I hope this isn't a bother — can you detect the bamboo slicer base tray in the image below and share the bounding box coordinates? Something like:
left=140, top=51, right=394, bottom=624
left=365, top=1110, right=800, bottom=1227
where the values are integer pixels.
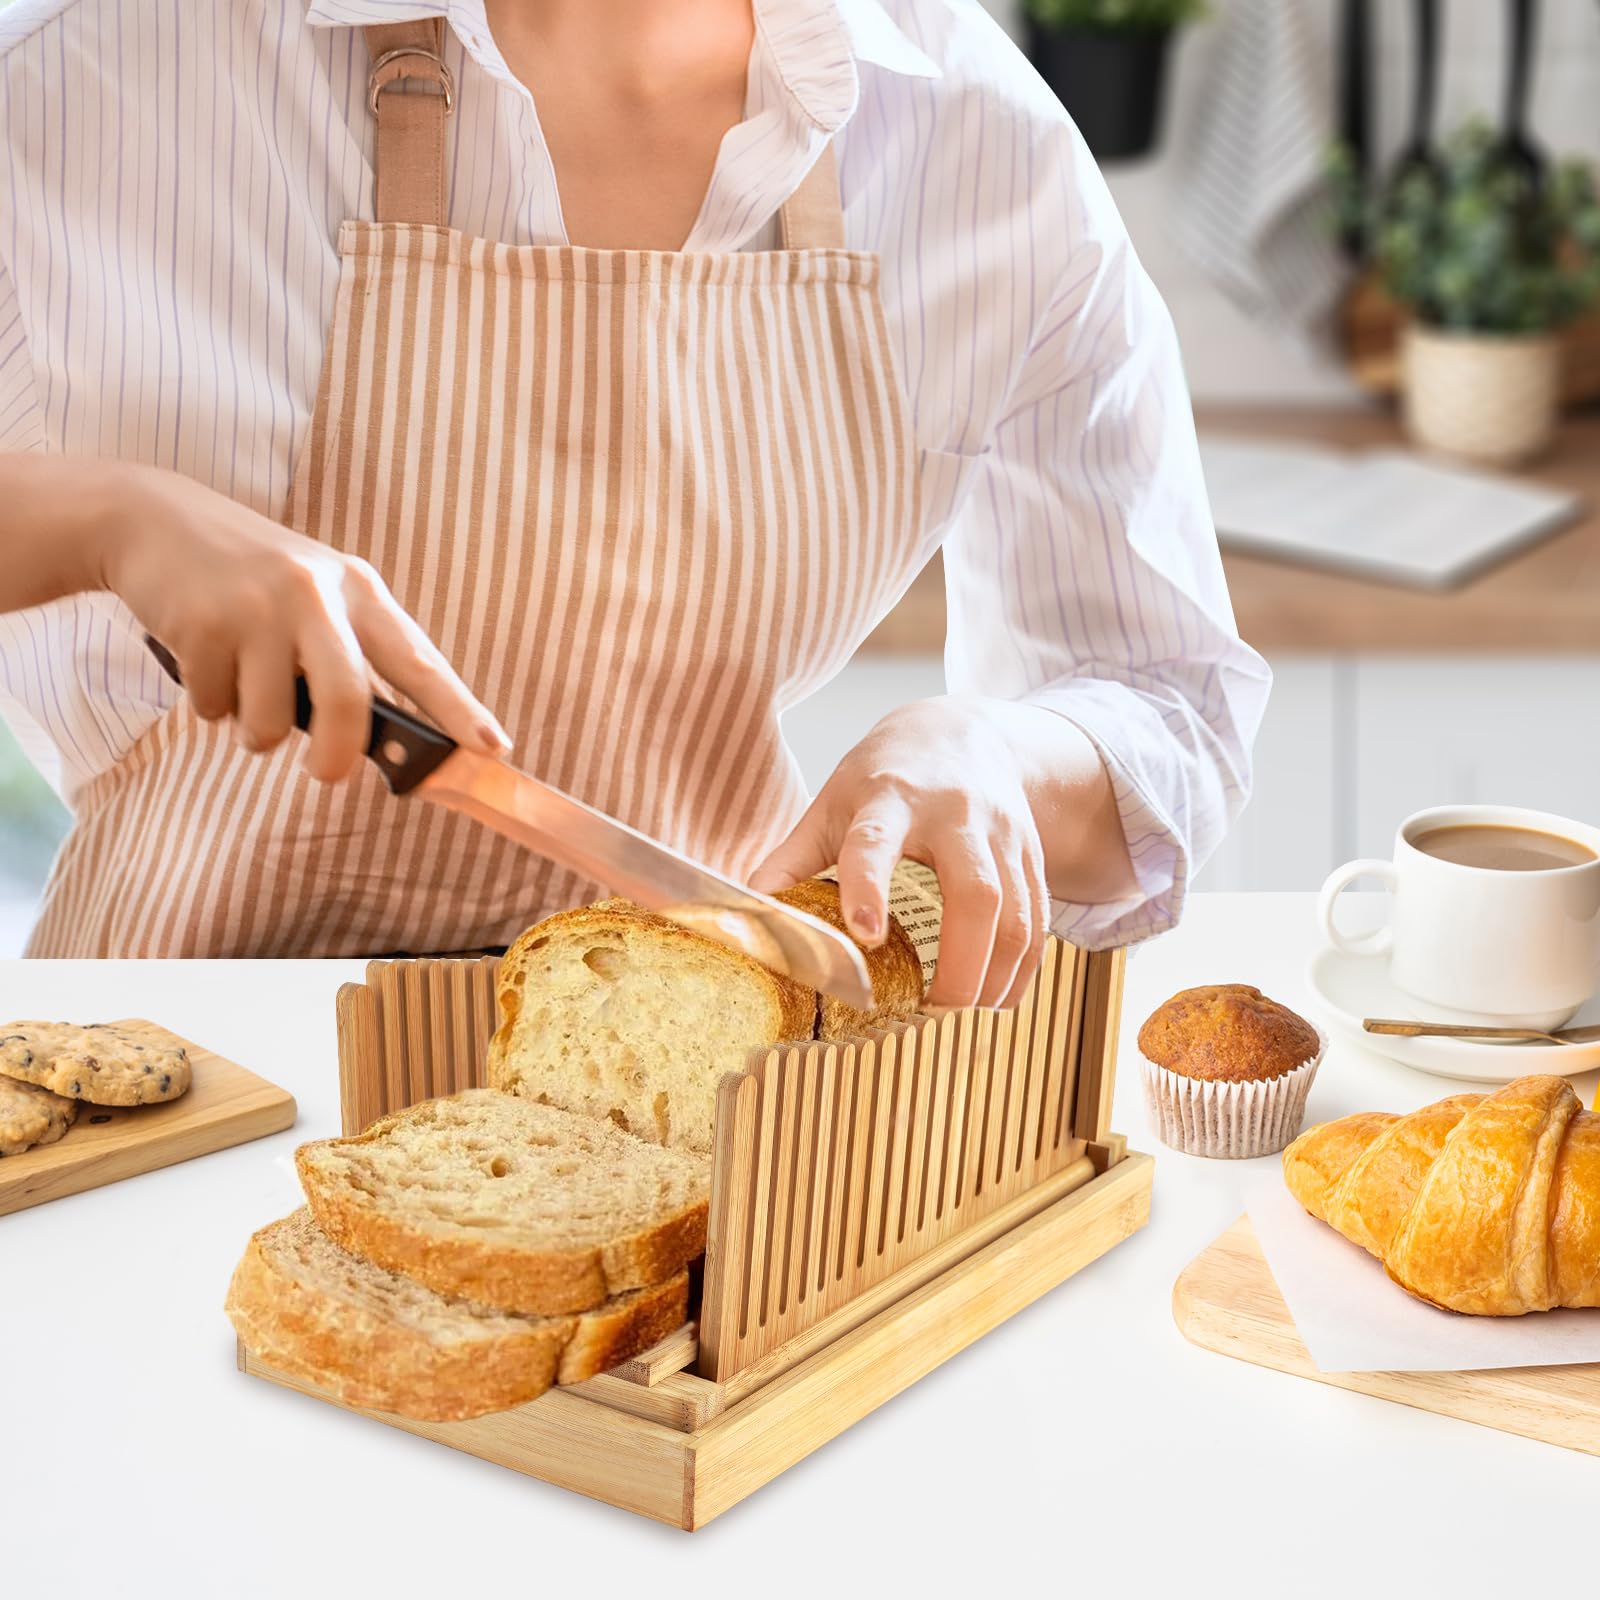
left=1174, top=1217, right=1600, bottom=1459
left=238, top=938, right=1150, bottom=1528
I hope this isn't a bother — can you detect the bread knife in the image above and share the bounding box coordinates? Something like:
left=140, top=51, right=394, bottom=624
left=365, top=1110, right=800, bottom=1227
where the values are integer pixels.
left=144, top=636, right=874, bottom=1008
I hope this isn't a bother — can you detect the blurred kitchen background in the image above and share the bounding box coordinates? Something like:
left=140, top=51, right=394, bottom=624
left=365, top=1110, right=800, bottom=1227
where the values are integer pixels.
left=3, top=0, right=1600, bottom=953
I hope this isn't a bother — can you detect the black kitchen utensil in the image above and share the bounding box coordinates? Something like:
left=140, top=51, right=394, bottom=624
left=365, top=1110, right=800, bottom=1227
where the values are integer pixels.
left=1499, top=0, right=1544, bottom=185
left=1336, top=0, right=1374, bottom=259
left=1390, top=0, right=1442, bottom=191
left=144, top=634, right=453, bottom=795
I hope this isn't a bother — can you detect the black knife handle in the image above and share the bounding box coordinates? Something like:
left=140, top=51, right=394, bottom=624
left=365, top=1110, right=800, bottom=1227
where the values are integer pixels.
left=337, top=687, right=457, bottom=796
left=145, top=633, right=456, bottom=797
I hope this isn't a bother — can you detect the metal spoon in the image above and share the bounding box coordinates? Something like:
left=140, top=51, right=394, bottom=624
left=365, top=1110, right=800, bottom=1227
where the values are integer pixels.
left=1364, top=1017, right=1600, bottom=1046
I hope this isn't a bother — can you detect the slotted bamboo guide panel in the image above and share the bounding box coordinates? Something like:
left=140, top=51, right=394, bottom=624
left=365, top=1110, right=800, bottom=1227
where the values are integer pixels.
left=336, top=955, right=499, bottom=1134
left=261, top=933, right=1143, bottom=1526
left=329, top=939, right=1130, bottom=1395
left=698, top=941, right=1120, bottom=1382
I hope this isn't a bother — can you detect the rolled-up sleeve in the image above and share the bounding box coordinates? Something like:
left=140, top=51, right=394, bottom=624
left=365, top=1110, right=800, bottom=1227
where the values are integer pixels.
left=941, top=142, right=1271, bottom=949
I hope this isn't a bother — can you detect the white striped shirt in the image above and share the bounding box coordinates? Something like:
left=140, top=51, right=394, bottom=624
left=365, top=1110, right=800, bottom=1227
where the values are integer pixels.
left=0, top=0, right=1269, bottom=947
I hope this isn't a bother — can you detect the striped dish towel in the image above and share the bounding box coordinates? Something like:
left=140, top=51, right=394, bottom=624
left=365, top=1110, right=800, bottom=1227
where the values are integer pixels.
left=1174, top=0, right=1347, bottom=332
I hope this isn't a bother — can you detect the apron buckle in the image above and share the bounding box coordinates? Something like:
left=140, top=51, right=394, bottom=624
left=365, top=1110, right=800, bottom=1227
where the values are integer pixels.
left=367, top=46, right=456, bottom=116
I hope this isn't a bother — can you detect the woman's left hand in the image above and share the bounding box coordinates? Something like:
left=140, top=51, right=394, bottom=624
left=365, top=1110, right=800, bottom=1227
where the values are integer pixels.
left=749, top=696, right=1051, bottom=1011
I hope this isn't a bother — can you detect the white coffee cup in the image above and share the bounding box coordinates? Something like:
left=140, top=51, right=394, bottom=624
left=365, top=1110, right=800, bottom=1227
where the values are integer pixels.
left=1318, top=804, right=1600, bottom=1031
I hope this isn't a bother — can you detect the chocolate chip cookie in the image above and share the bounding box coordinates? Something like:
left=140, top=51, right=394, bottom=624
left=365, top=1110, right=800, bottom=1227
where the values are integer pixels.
left=0, top=1075, right=79, bottom=1155
left=0, top=1021, right=192, bottom=1107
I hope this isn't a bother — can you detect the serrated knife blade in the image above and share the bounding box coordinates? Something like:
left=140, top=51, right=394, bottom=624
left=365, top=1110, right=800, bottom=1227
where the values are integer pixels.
left=416, top=748, right=874, bottom=1008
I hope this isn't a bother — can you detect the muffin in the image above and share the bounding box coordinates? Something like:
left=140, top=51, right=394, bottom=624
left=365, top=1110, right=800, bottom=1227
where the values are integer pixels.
left=1137, top=984, right=1323, bottom=1158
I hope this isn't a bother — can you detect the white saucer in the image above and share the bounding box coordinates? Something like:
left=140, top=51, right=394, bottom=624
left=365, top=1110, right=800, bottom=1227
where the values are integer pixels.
left=1306, top=945, right=1600, bottom=1083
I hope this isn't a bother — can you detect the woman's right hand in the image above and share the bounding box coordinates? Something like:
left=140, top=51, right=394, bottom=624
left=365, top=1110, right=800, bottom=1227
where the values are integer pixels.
left=86, top=462, right=511, bottom=782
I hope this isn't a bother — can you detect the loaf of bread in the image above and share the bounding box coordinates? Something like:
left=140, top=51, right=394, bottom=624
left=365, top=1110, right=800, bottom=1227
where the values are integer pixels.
left=225, top=1209, right=686, bottom=1421
left=486, top=879, right=923, bottom=1153
left=296, top=1089, right=708, bottom=1315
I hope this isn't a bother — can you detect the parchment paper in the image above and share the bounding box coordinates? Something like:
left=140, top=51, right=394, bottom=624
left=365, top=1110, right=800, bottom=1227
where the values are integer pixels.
left=1241, top=1169, right=1600, bottom=1373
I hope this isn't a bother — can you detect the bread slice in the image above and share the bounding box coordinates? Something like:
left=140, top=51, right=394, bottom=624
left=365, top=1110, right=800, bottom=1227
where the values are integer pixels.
left=226, top=1210, right=686, bottom=1422
left=486, top=880, right=923, bottom=1155
left=296, top=1089, right=708, bottom=1316
left=486, top=900, right=815, bottom=1154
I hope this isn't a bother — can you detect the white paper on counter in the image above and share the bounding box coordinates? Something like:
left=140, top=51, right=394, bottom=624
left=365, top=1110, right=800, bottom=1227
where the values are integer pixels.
left=1241, top=1170, right=1600, bottom=1373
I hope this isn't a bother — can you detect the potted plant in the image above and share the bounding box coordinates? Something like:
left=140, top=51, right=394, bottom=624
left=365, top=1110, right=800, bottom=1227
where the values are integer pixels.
left=1334, top=121, right=1600, bottom=466
left=1025, top=0, right=1205, bottom=162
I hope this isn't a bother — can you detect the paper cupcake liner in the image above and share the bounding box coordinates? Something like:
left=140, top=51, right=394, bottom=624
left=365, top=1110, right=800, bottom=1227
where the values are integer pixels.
left=1139, top=1032, right=1324, bottom=1159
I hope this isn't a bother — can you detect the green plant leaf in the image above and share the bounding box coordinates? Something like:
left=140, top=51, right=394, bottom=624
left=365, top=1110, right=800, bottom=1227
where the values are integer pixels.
left=1334, top=118, right=1600, bottom=334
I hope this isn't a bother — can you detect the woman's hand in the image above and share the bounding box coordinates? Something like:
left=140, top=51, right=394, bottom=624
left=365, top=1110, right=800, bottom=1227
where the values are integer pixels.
left=750, top=695, right=1136, bottom=1011
left=750, top=697, right=1048, bottom=1010
left=86, top=461, right=510, bottom=782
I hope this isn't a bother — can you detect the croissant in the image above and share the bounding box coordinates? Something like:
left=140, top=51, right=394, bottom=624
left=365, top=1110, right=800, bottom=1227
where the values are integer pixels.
left=1282, top=1074, right=1600, bottom=1316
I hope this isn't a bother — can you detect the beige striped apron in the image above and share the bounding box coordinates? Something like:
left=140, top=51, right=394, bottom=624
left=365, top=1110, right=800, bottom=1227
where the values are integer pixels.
left=28, top=19, right=921, bottom=958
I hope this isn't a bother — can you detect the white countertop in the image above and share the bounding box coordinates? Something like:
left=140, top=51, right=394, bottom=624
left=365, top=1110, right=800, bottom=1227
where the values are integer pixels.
left=4, top=893, right=1596, bottom=1598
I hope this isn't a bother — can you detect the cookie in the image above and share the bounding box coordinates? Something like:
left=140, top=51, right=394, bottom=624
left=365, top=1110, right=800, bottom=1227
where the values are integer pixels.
left=0, top=1075, right=78, bottom=1155
left=0, top=1021, right=192, bottom=1107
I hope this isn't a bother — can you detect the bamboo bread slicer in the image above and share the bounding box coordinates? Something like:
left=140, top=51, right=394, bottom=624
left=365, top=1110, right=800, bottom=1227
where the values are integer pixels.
left=236, top=872, right=1152, bottom=1529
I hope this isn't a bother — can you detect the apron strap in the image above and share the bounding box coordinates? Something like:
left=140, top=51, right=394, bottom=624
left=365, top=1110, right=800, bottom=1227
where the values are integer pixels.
left=363, top=21, right=839, bottom=248
left=365, top=19, right=453, bottom=227
left=778, top=144, right=845, bottom=251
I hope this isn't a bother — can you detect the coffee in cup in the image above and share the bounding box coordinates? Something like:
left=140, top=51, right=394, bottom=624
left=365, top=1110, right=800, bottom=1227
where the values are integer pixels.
left=1318, top=804, right=1600, bottom=1030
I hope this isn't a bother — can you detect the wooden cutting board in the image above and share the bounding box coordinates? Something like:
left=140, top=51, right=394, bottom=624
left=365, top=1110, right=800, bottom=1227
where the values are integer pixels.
left=0, top=1024, right=296, bottom=1216
left=1173, top=1216, right=1600, bottom=1458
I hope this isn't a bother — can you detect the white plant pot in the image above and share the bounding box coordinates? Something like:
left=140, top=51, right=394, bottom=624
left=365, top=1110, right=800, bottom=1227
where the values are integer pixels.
left=1402, top=324, right=1562, bottom=467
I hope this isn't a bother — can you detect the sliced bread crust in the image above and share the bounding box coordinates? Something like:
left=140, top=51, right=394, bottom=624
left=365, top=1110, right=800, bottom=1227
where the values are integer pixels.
left=772, top=879, right=923, bottom=1038
left=485, top=882, right=921, bottom=1154
left=296, top=1090, right=708, bottom=1316
left=225, top=1209, right=687, bottom=1422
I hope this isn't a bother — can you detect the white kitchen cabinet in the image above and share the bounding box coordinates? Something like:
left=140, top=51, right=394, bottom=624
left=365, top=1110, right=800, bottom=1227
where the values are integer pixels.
left=1350, top=658, right=1600, bottom=859
left=779, top=656, right=947, bottom=794
left=1205, top=655, right=1600, bottom=892
left=1194, top=659, right=1338, bottom=894
left=788, top=653, right=1600, bottom=900
left=781, top=652, right=1340, bottom=893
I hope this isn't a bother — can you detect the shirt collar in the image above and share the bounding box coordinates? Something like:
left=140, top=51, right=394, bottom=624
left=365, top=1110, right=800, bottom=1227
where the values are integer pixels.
left=834, top=0, right=941, bottom=82
left=305, top=0, right=941, bottom=126
left=305, top=1, right=519, bottom=90
left=305, top=0, right=942, bottom=251
left=749, top=1, right=939, bottom=138
left=307, top=0, right=473, bottom=29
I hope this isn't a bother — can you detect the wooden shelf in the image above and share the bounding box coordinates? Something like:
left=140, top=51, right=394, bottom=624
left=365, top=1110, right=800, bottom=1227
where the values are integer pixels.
left=859, top=406, right=1600, bottom=658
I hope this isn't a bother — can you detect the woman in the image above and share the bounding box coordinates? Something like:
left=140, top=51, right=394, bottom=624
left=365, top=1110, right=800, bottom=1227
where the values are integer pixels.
left=0, top=0, right=1268, bottom=1008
